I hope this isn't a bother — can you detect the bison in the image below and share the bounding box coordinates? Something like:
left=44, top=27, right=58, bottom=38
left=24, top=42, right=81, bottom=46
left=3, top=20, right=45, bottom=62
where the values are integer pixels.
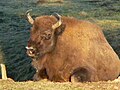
left=25, top=10, right=120, bottom=82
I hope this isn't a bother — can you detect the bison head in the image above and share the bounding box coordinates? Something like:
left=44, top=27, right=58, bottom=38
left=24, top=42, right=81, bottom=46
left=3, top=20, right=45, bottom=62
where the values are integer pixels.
left=26, top=10, right=65, bottom=60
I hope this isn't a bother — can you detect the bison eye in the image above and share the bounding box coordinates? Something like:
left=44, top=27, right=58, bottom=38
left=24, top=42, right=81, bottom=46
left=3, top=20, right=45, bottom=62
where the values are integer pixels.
left=45, top=34, right=51, bottom=40
left=41, top=33, right=52, bottom=40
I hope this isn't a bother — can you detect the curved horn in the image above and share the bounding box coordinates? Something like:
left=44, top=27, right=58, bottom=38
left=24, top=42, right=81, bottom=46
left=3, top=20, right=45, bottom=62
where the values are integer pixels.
left=52, top=13, right=62, bottom=30
left=26, top=9, right=34, bottom=25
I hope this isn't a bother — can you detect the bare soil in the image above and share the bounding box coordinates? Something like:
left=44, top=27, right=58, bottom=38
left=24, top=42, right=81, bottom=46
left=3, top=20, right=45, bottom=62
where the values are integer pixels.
left=0, top=79, right=120, bottom=90
left=0, top=1, right=120, bottom=89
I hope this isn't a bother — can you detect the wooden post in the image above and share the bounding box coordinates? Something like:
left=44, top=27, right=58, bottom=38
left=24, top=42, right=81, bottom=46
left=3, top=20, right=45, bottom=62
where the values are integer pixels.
left=0, top=64, right=7, bottom=80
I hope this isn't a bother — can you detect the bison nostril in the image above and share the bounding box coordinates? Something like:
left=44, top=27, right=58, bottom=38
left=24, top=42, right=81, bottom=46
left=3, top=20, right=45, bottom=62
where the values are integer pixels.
left=29, top=51, right=33, bottom=54
left=31, top=50, right=35, bottom=54
left=26, top=46, right=37, bottom=56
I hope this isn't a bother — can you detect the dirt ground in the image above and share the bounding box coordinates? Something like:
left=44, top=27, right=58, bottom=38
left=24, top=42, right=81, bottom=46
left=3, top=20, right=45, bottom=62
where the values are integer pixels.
left=0, top=0, right=120, bottom=89
left=0, top=78, right=120, bottom=90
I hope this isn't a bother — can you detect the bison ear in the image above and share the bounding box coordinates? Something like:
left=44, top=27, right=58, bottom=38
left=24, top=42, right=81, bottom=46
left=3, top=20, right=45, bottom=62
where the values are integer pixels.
left=54, top=24, right=66, bottom=35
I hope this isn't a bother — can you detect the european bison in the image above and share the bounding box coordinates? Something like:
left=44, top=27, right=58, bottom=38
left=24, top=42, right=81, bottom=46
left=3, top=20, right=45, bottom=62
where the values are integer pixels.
left=25, top=10, right=120, bottom=82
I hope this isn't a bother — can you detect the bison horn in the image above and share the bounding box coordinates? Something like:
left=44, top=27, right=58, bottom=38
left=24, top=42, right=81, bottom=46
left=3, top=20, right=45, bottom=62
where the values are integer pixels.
left=52, top=13, right=62, bottom=30
left=26, top=9, right=34, bottom=25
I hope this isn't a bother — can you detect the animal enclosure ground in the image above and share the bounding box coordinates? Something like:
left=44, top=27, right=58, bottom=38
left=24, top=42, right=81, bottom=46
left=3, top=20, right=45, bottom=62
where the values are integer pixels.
left=0, top=0, right=120, bottom=89
left=0, top=79, right=120, bottom=90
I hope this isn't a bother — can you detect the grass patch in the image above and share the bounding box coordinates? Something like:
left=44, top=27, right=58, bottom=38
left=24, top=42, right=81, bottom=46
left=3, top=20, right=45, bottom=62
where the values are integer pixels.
left=97, top=20, right=120, bottom=30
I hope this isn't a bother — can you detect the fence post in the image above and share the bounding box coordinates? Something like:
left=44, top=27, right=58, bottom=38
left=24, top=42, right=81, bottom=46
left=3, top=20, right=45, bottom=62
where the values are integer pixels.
left=0, top=64, right=7, bottom=80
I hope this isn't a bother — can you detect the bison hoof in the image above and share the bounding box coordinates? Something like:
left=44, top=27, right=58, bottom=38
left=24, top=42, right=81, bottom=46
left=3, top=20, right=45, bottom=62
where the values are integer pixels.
left=70, top=74, right=81, bottom=83
left=33, top=74, right=42, bottom=81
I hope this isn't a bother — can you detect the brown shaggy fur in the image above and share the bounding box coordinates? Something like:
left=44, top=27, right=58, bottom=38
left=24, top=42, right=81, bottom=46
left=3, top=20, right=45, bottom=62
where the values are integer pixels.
left=27, top=16, right=120, bottom=82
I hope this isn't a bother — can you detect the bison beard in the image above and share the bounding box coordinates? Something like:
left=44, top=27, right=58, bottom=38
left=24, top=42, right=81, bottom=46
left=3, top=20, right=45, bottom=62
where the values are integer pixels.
left=26, top=12, right=120, bottom=82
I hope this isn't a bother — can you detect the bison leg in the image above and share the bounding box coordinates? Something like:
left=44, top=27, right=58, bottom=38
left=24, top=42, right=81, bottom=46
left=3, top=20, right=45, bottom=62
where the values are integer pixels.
left=70, top=67, right=92, bottom=82
left=33, top=68, right=48, bottom=81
